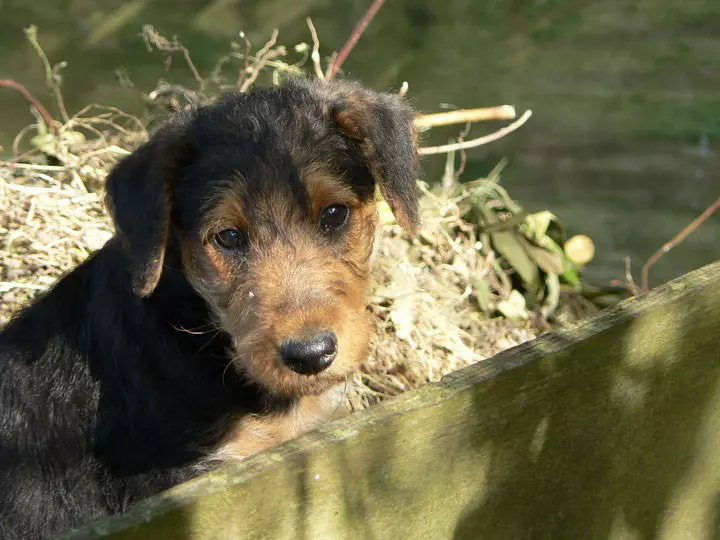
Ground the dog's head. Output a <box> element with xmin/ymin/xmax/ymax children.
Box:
<box><xmin>105</xmin><ymin>78</ymin><xmax>420</xmax><ymax>397</ymax></box>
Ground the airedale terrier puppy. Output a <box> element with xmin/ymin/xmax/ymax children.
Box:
<box><xmin>0</xmin><ymin>77</ymin><xmax>420</xmax><ymax>539</ymax></box>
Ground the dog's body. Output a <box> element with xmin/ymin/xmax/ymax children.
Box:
<box><xmin>0</xmin><ymin>77</ymin><xmax>419</xmax><ymax>539</ymax></box>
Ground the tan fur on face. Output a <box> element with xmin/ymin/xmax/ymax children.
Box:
<box><xmin>178</xmin><ymin>173</ymin><xmax>378</xmax><ymax>399</ymax></box>
<box><xmin>231</xmin><ymin>204</ymin><xmax>376</xmax><ymax>396</ymax></box>
<box><xmin>204</xmin><ymin>194</ymin><xmax>249</xmax><ymax>236</ymax></box>
<box><xmin>304</xmin><ymin>167</ymin><xmax>358</xmax><ymax>220</ymax></box>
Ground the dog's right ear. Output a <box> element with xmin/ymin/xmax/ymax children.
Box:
<box><xmin>317</xmin><ymin>80</ymin><xmax>422</xmax><ymax>235</ymax></box>
<box><xmin>105</xmin><ymin>113</ymin><xmax>192</xmax><ymax>297</ymax></box>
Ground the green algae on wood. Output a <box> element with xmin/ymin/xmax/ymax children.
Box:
<box><xmin>59</xmin><ymin>261</ymin><xmax>720</xmax><ymax>540</ymax></box>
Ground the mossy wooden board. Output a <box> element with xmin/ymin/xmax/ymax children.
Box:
<box><xmin>60</xmin><ymin>261</ymin><xmax>720</xmax><ymax>540</ymax></box>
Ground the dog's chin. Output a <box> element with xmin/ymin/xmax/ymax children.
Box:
<box><xmin>232</xmin><ymin>353</ymin><xmax>350</xmax><ymax>398</ymax></box>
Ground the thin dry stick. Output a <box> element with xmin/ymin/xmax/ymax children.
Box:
<box><xmin>72</xmin><ymin>104</ymin><xmax>149</xmax><ymax>139</ymax></box>
<box><xmin>235</xmin><ymin>32</ymin><xmax>252</xmax><ymax>88</ymax></box>
<box><xmin>324</xmin><ymin>52</ymin><xmax>337</xmax><ymax>80</ymax></box>
<box><xmin>24</xmin><ymin>25</ymin><xmax>70</xmax><ymax>123</ymax></box>
<box><xmin>239</xmin><ymin>29</ymin><xmax>281</xmax><ymax>93</ymax></box>
<box><xmin>415</xmin><ymin>106</ymin><xmax>517</xmax><ymax>130</ymax></box>
<box><xmin>326</xmin><ymin>0</ymin><xmax>387</xmax><ymax>79</ymax></box>
<box><xmin>418</xmin><ymin>110</ymin><xmax>533</xmax><ymax>155</ymax></box>
<box><xmin>641</xmin><ymin>196</ymin><xmax>720</xmax><ymax>292</ymax></box>
<box><xmin>624</xmin><ymin>257</ymin><xmax>639</xmax><ymax>296</ymax></box>
<box><xmin>0</xmin><ymin>79</ymin><xmax>57</xmax><ymax>134</ymax></box>
<box><xmin>453</xmin><ymin>121</ymin><xmax>473</xmax><ymax>180</ymax></box>
<box><xmin>305</xmin><ymin>18</ymin><xmax>325</xmax><ymax>80</ymax></box>
<box><xmin>0</xmin><ymin>160</ymin><xmax>67</xmax><ymax>171</ymax></box>
<box><xmin>49</xmin><ymin>63</ymin><xmax>70</xmax><ymax>124</ymax></box>
<box><xmin>142</xmin><ymin>25</ymin><xmax>204</xmax><ymax>89</ymax></box>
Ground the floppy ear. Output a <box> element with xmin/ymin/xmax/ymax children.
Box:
<box><xmin>104</xmin><ymin>113</ymin><xmax>192</xmax><ymax>297</ymax></box>
<box><xmin>325</xmin><ymin>82</ymin><xmax>421</xmax><ymax>235</ymax></box>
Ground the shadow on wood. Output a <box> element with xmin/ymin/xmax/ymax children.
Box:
<box><xmin>58</xmin><ymin>262</ymin><xmax>720</xmax><ymax>540</ymax></box>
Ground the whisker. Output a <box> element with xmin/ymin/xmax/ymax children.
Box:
<box><xmin>169</xmin><ymin>322</ymin><xmax>218</xmax><ymax>334</ymax></box>
<box><xmin>194</xmin><ymin>328</ymin><xmax>225</xmax><ymax>358</ymax></box>
<box><xmin>223</xmin><ymin>348</ymin><xmax>251</xmax><ymax>389</ymax></box>
<box><xmin>329</xmin><ymin>375</ymin><xmax>350</xmax><ymax>421</ymax></box>
<box><xmin>221</xmin><ymin>357</ymin><xmax>236</xmax><ymax>389</ymax></box>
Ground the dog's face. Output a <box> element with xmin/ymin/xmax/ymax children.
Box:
<box><xmin>105</xmin><ymin>78</ymin><xmax>420</xmax><ymax>398</ymax></box>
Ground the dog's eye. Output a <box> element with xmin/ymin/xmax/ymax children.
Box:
<box><xmin>214</xmin><ymin>229</ymin><xmax>247</xmax><ymax>250</ymax></box>
<box><xmin>319</xmin><ymin>204</ymin><xmax>350</xmax><ymax>234</ymax></box>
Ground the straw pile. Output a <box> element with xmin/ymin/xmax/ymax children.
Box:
<box><xmin>0</xmin><ymin>25</ymin><xmax>608</xmax><ymax>411</ymax></box>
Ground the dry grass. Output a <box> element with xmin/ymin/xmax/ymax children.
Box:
<box><xmin>0</xmin><ymin>24</ymin><xmax>609</xmax><ymax>411</ymax></box>
<box><xmin>0</xmin><ymin>169</ymin><xmax>111</xmax><ymax>325</ymax></box>
<box><xmin>0</xmin><ymin>159</ymin><xmax>548</xmax><ymax>409</ymax></box>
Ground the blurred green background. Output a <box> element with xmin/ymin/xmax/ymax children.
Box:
<box><xmin>0</xmin><ymin>0</ymin><xmax>718</xmax><ymax>287</ymax></box>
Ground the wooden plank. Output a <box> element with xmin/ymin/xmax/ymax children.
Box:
<box><xmin>60</xmin><ymin>261</ymin><xmax>720</xmax><ymax>540</ymax></box>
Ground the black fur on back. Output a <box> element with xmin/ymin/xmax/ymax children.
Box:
<box><xmin>0</xmin><ymin>76</ymin><xmax>420</xmax><ymax>539</ymax></box>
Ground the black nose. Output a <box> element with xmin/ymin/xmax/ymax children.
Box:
<box><xmin>280</xmin><ymin>331</ymin><xmax>338</xmax><ymax>375</ymax></box>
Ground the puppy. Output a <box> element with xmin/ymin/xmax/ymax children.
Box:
<box><xmin>0</xmin><ymin>77</ymin><xmax>420</xmax><ymax>539</ymax></box>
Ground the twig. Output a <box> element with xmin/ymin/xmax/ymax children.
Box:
<box><xmin>641</xmin><ymin>196</ymin><xmax>720</xmax><ymax>292</ymax></box>
<box><xmin>418</xmin><ymin>110</ymin><xmax>533</xmax><ymax>155</ymax></box>
<box><xmin>414</xmin><ymin>106</ymin><xmax>517</xmax><ymax>130</ymax></box>
<box><xmin>71</xmin><ymin>104</ymin><xmax>148</xmax><ymax>139</ymax></box>
<box><xmin>624</xmin><ymin>257</ymin><xmax>639</xmax><ymax>296</ymax></box>
<box><xmin>454</xmin><ymin>122</ymin><xmax>473</xmax><ymax>180</ymax></box>
<box><xmin>142</xmin><ymin>25</ymin><xmax>205</xmax><ymax>90</ymax></box>
<box><xmin>24</xmin><ymin>26</ymin><xmax>70</xmax><ymax>123</ymax></box>
<box><xmin>326</xmin><ymin>0</ymin><xmax>387</xmax><ymax>79</ymax></box>
<box><xmin>13</xmin><ymin>124</ymin><xmax>40</xmax><ymax>155</ymax></box>
<box><xmin>0</xmin><ymin>79</ymin><xmax>57</xmax><ymax>134</ymax></box>
<box><xmin>0</xmin><ymin>160</ymin><xmax>67</xmax><ymax>171</ymax></box>
<box><xmin>324</xmin><ymin>52</ymin><xmax>337</xmax><ymax>80</ymax></box>
<box><xmin>147</xmin><ymin>83</ymin><xmax>203</xmax><ymax>107</ymax></box>
<box><xmin>235</xmin><ymin>32</ymin><xmax>252</xmax><ymax>88</ymax></box>
<box><xmin>5</xmin><ymin>147</ymin><xmax>39</xmax><ymax>164</ymax></box>
<box><xmin>239</xmin><ymin>29</ymin><xmax>281</xmax><ymax>93</ymax></box>
<box><xmin>50</xmin><ymin>63</ymin><xmax>70</xmax><ymax>123</ymax></box>
<box><xmin>305</xmin><ymin>18</ymin><xmax>325</xmax><ymax>81</ymax></box>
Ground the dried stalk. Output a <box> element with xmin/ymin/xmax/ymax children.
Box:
<box><xmin>0</xmin><ymin>79</ymin><xmax>57</xmax><ymax>134</ymax></box>
<box><xmin>418</xmin><ymin>110</ymin><xmax>533</xmax><ymax>155</ymax></box>
<box><xmin>238</xmin><ymin>29</ymin><xmax>282</xmax><ymax>93</ymax></box>
<box><xmin>142</xmin><ymin>25</ymin><xmax>205</xmax><ymax>90</ymax></box>
<box><xmin>24</xmin><ymin>26</ymin><xmax>70</xmax><ymax>123</ymax></box>
<box><xmin>235</xmin><ymin>32</ymin><xmax>253</xmax><ymax>88</ymax></box>
<box><xmin>641</xmin><ymin>196</ymin><xmax>720</xmax><ymax>292</ymax></box>
<box><xmin>414</xmin><ymin>106</ymin><xmax>517</xmax><ymax>130</ymax></box>
<box><xmin>326</xmin><ymin>0</ymin><xmax>387</xmax><ymax>79</ymax></box>
<box><xmin>305</xmin><ymin>18</ymin><xmax>325</xmax><ymax>81</ymax></box>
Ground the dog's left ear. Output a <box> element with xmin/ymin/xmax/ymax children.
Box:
<box><xmin>325</xmin><ymin>83</ymin><xmax>421</xmax><ymax>235</ymax></box>
<box><xmin>105</xmin><ymin>112</ymin><xmax>193</xmax><ymax>297</ymax></box>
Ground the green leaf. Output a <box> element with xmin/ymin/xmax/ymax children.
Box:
<box><xmin>30</xmin><ymin>129</ymin><xmax>86</xmax><ymax>156</ymax></box>
<box><xmin>497</xmin><ymin>290</ymin><xmax>529</xmax><ymax>321</ymax></box>
<box><xmin>29</xmin><ymin>133</ymin><xmax>55</xmax><ymax>154</ymax></box>
<box><xmin>516</xmin><ymin>235</ymin><xmax>565</xmax><ymax>275</ymax></box>
<box><xmin>490</xmin><ymin>230</ymin><xmax>541</xmax><ymax>295</ymax></box>
<box><xmin>471</xmin><ymin>276</ymin><xmax>493</xmax><ymax>314</ymax></box>
<box><xmin>561</xmin><ymin>256</ymin><xmax>581</xmax><ymax>286</ymax></box>
<box><xmin>521</xmin><ymin>210</ymin><xmax>555</xmax><ymax>240</ymax></box>
<box><xmin>541</xmin><ymin>272</ymin><xmax>561</xmax><ymax>318</ymax></box>
<box><xmin>520</xmin><ymin>210</ymin><xmax>567</xmax><ymax>249</ymax></box>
